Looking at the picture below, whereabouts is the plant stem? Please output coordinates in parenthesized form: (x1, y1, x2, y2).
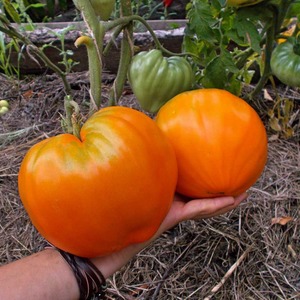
(73, 0, 105, 110)
(75, 36, 102, 112)
(250, 1, 293, 98)
(105, 15, 197, 58)
(250, 19, 275, 98)
(64, 95, 81, 138)
(108, 0, 133, 106)
(0, 22, 71, 95)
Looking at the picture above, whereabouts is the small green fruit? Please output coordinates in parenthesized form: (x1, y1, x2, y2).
(0, 106, 9, 115)
(0, 100, 9, 108)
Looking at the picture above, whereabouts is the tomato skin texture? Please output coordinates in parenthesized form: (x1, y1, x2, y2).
(89, 0, 115, 21)
(18, 106, 177, 258)
(270, 41, 300, 87)
(128, 49, 194, 113)
(227, 0, 265, 6)
(156, 89, 268, 198)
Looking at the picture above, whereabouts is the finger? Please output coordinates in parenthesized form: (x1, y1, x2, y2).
(198, 192, 248, 219)
(180, 192, 248, 221)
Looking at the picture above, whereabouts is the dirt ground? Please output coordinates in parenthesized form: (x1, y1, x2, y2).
(0, 71, 299, 299)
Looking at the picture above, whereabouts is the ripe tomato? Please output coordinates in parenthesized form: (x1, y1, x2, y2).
(156, 89, 268, 198)
(18, 106, 177, 257)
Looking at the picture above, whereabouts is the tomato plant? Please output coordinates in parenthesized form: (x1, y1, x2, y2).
(271, 39, 300, 87)
(18, 106, 177, 258)
(183, 0, 299, 98)
(227, 0, 265, 6)
(128, 49, 194, 113)
(90, 0, 116, 21)
(156, 89, 268, 198)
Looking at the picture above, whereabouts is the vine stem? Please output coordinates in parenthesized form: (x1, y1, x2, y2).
(104, 15, 197, 58)
(0, 17, 71, 95)
(75, 36, 101, 113)
(108, 0, 133, 106)
(250, 1, 294, 98)
(64, 95, 81, 138)
(73, 0, 105, 110)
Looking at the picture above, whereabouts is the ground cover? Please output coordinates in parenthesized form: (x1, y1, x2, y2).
(0, 71, 299, 299)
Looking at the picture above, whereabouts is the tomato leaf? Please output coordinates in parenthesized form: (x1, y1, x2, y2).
(231, 17, 262, 53)
(185, 0, 218, 43)
(2, 0, 21, 24)
(202, 49, 239, 90)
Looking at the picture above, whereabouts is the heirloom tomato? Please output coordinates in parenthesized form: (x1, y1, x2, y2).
(156, 89, 268, 198)
(271, 40, 300, 87)
(18, 106, 177, 258)
(128, 49, 194, 113)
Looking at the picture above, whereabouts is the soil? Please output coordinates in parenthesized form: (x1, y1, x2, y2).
(0, 70, 299, 299)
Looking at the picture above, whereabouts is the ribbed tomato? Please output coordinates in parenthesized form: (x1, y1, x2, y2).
(156, 89, 268, 198)
(18, 106, 177, 258)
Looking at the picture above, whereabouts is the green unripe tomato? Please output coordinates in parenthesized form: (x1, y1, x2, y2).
(0, 106, 9, 115)
(89, 0, 116, 21)
(128, 50, 194, 113)
(227, 0, 265, 6)
(0, 99, 9, 108)
(271, 41, 300, 87)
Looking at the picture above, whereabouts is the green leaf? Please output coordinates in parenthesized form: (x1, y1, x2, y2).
(186, 0, 218, 43)
(286, 1, 300, 19)
(27, 3, 46, 9)
(3, 0, 21, 24)
(201, 48, 240, 89)
(230, 17, 262, 53)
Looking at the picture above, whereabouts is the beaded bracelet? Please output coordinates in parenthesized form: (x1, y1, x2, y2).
(57, 248, 107, 300)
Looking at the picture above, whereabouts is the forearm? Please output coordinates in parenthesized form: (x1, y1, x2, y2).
(0, 249, 79, 300)
(0, 244, 146, 300)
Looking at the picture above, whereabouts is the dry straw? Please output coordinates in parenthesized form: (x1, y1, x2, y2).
(0, 73, 299, 299)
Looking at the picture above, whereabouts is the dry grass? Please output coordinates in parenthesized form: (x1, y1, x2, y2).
(0, 73, 299, 299)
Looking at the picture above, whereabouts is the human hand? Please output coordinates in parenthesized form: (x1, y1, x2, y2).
(149, 192, 248, 240)
(92, 192, 248, 278)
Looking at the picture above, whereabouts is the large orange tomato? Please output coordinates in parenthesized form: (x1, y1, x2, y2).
(156, 89, 268, 198)
(18, 106, 177, 258)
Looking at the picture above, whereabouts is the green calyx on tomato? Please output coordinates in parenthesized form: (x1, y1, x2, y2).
(226, 0, 265, 7)
(89, 0, 116, 21)
(128, 49, 194, 113)
(271, 40, 300, 87)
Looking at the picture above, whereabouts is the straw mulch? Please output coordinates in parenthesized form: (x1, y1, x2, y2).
(0, 72, 299, 299)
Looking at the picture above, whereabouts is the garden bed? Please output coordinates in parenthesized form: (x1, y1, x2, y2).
(9, 20, 187, 74)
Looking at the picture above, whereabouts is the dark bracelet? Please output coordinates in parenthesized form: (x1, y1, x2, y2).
(57, 248, 107, 300)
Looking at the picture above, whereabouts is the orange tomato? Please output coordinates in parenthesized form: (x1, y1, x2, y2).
(18, 106, 177, 257)
(156, 89, 268, 198)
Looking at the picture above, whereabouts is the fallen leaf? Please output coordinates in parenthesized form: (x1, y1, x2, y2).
(287, 244, 297, 259)
(23, 90, 33, 100)
(264, 89, 274, 101)
(271, 216, 293, 226)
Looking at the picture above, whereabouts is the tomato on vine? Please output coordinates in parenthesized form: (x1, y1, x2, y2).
(128, 49, 194, 113)
(271, 39, 300, 87)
